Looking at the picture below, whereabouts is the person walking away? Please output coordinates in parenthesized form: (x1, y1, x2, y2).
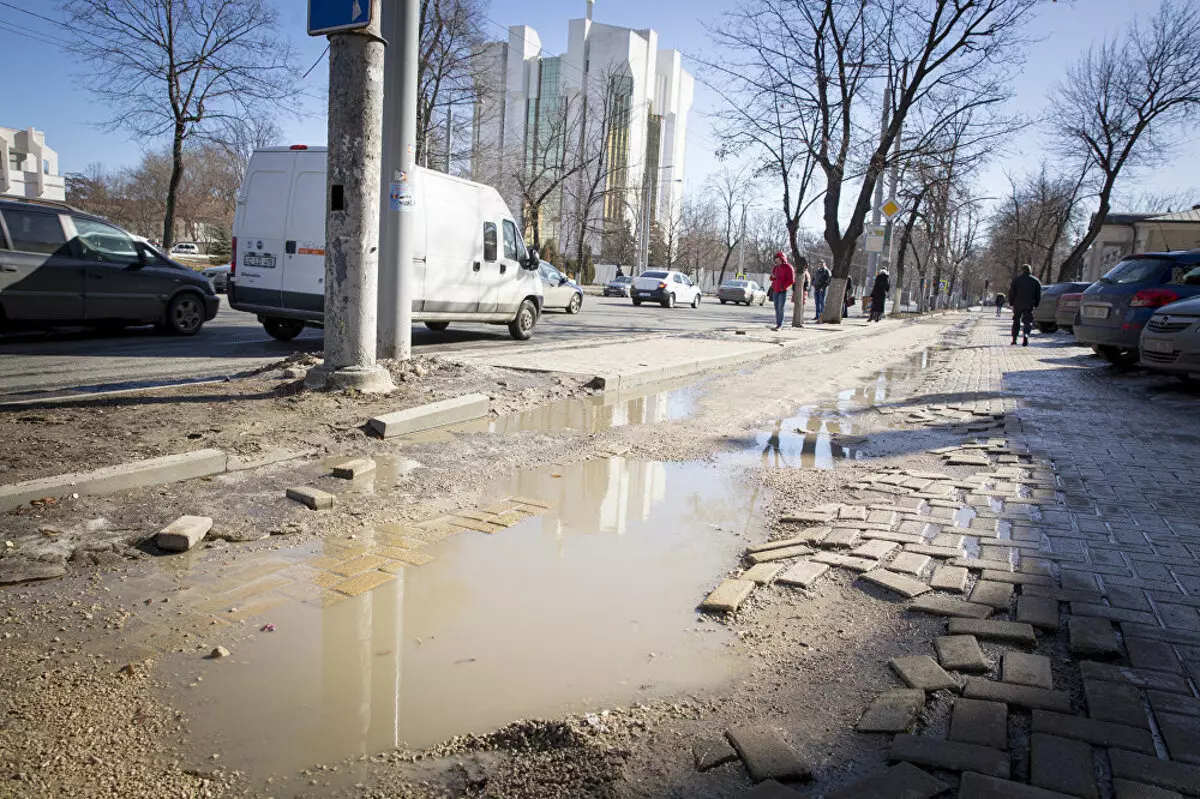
(869, 269, 890, 322)
(994, 292, 1005, 317)
(769, 252, 795, 331)
(1008, 264, 1042, 346)
(844, 274, 855, 317)
(812, 261, 832, 321)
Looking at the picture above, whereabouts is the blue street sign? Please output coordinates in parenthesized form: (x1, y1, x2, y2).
(308, 0, 372, 36)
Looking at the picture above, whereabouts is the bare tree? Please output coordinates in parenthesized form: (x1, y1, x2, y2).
(419, 0, 489, 168)
(510, 90, 589, 250)
(1052, 0, 1200, 279)
(710, 167, 752, 287)
(64, 0, 298, 248)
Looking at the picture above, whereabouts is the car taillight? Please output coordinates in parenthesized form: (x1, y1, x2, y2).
(230, 237, 237, 276)
(658, 281, 667, 289)
(1130, 288, 1179, 308)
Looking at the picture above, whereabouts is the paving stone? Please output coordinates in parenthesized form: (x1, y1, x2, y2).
(693, 736, 738, 771)
(812, 551, 878, 572)
(935, 635, 990, 673)
(155, 515, 213, 552)
(932, 533, 966, 549)
(1032, 709, 1156, 755)
(701, 580, 756, 613)
(1127, 638, 1184, 674)
(748, 545, 813, 565)
(741, 563, 784, 585)
(1155, 712, 1200, 766)
(869, 509, 900, 526)
(1017, 595, 1061, 631)
(824, 762, 949, 799)
(861, 570, 931, 599)
(948, 618, 1037, 646)
(838, 505, 869, 521)
(905, 544, 966, 559)
(1109, 749, 1200, 796)
(775, 561, 829, 589)
(887, 552, 933, 576)
(910, 595, 993, 619)
(853, 539, 900, 560)
(1069, 616, 1121, 658)
(1030, 733, 1098, 799)
(949, 698, 1008, 749)
(1083, 679, 1149, 729)
(1122, 623, 1200, 648)
(970, 581, 1015, 610)
(862, 530, 926, 545)
(286, 486, 335, 510)
(1111, 778, 1184, 798)
(947, 453, 992, 467)
(1023, 584, 1104, 603)
(781, 511, 835, 525)
(930, 565, 970, 593)
(981, 569, 1054, 586)
(950, 557, 1015, 572)
(1071, 602, 1159, 626)
(739, 780, 802, 798)
(958, 772, 1076, 798)
(1003, 652, 1054, 689)
(331, 457, 376, 479)
(1079, 661, 1192, 694)
(725, 725, 811, 784)
(890, 655, 959, 692)
(888, 733, 1009, 778)
(1146, 690, 1200, 719)
(856, 689, 927, 733)
(962, 677, 1072, 713)
(747, 534, 827, 553)
(820, 528, 863, 549)
(1107, 586, 1155, 612)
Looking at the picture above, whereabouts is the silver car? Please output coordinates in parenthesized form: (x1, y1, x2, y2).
(202, 264, 231, 293)
(718, 279, 767, 306)
(1140, 295, 1200, 382)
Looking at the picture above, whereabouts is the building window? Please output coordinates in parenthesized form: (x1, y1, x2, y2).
(9, 152, 24, 172)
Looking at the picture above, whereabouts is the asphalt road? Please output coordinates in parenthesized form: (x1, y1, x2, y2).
(0, 292, 820, 399)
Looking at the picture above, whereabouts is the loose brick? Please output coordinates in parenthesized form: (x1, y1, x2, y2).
(962, 677, 1072, 713)
(930, 565, 970, 593)
(331, 457, 375, 479)
(890, 655, 959, 692)
(1030, 733, 1097, 798)
(1069, 616, 1121, 658)
(888, 733, 1009, 778)
(905, 544, 966, 559)
(780, 511, 835, 525)
(950, 557, 1015, 572)
(1032, 709, 1155, 755)
(910, 595, 993, 619)
(970, 580, 1015, 610)
(775, 561, 829, 589)
(700, 580, 756, 613)
(936, 635, 990, 673)
(155, 515, 213, 552)
(725, 725, 811, 784)
(950, 698, 1008, 750)
(948, 618, 1037, 646)
(747, 534, 826, 553)
(1003, 652, 1054, 689)
(820, 528, 862, 549)
(824, 762, 948, 799)
(958, 772, 1077, 798)
(860, 569, 930, 599)
(1109, 748, 1200, 796)
(286, 486, 335, 510)
(741, 563, 784, 585)
(1017, 595, 1061, 631)
(887, 552, 932, 576)
(856, 689, 926, 733)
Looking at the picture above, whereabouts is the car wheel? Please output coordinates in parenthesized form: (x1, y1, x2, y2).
(1036, 322, 1057, 333)
(508, 299, 538, 341)
(662, 293, 675, 309)
(691, 293, 700, 308)
(720, 299, 727, 305)
(567, 294, 582, 315)
(1099, 345, 1139, 368)
(262, 317, 305, 341)
(165, 293, 205, 336)
(424, 321, 450, 331)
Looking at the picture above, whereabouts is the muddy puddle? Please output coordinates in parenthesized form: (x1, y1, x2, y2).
(137, 456, 754, 781)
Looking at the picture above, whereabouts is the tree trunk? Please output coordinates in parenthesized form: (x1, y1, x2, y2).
(1059, 193, 1113, 282)
(529, 203, 541, 250)
(820, 244, 854, 323)
(717, 246, 735, 287)
(891, 217, 916, 316)
(162, 122, 186, 248)
(786, 218, 803, 270)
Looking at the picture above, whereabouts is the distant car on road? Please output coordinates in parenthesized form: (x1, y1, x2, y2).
(0, 197, 219, 335)
(170, 242, 200, 255)
(604, 275, 633, 297)
(718, 279, 767, 306)
(1139, 295, 1200, 382)
(1054, 292, 1085, 335)
(631, 270, 702, 308)
(202, 264, 231, 293)
(1033, 281, 1091, 333)
(1074, 250, 1200, 366)
(538, 260, 583, 314)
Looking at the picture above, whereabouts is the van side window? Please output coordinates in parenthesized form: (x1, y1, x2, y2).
(1, 209, 67, 255)
(483, 222, 497, 262)
(502, 220, 518, 261)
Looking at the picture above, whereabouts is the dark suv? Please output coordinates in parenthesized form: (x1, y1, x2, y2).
(0, 198, 218, 335)
(1074, 250, 1200, 365)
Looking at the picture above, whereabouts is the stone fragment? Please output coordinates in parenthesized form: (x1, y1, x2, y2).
(701, 580, 756, 613)
(856, 689, 926, 733)
(1030, 734, 1097, 798)
(935, 635, 989, 673)
(1003, 652, 1054, 689)
(331, 458, 376, 479)
(910, 595, 993, 620)
(890, 655, 959, 692)
(949, 698, 1008, 750)
(860, 569, 930, 599)
(775, 561, 829, 589)
(888, 734, 1009, 778)
(824, 762, 948, 799)
(1016, 596, 1060, 631)
(747, 545, 812, 565)
(1109, 749, 1200, 796)
(887, 552, 932, 577)
(948, 618, 1037, 646)
(725, 725, 811, 784)
(207, 646, 230, 659)
(962, 677, 1072, 713)
(693, 736, 738, 772)
(0, 560, 67, 585)
(1031, 709, 1155, 754)
(155, 515, 213, 552)
(959, 772, 1077, 798)
(741, 563, 784, 585)
(930, 565, 969, 593)
(1111, 778, 1183, 799)
(969, 581, 1015, 610)
(286, 486, 335, 510)
(853, 540, 900, 560)
(1069, 616, 1120, 658)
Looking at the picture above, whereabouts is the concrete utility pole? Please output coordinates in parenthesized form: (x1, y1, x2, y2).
(308, 0, 394, 393)
(378, 0, 420, 361)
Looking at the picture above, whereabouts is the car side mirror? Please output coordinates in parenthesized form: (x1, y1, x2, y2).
(524, 249, 540, 270)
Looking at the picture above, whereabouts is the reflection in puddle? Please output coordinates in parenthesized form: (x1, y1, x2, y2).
(490, 386, 698, 434)
(162, 457, 752, 780)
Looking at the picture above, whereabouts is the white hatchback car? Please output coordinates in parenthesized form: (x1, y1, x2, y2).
(170, 242, 200, 255)
(631, 270, 702, 308)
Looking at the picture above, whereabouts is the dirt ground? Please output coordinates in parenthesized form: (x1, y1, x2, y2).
(0, 313, 977, 798)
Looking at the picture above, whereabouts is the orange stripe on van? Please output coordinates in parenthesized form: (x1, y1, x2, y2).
(298, 247, 325, 256)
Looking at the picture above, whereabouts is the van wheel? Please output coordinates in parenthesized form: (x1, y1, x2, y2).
(662, 293, 675, 309)
(567, 294, 582, 315)
(263, 317, 305, 341)
(166, 293, 205, 336)
(508, 299, 538, 341)
(424, 321, 450, 332)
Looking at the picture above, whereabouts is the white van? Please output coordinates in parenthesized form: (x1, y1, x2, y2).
(229, 146, 543, 341)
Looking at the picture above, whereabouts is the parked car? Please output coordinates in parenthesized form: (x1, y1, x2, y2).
(1055, 292, 1085, 335)
(231, 147, 543, 341)
(1139, 295, 1200, 382)
(1074, 251, 1200, 365)
(202, 264, 231, 293)
(538, 260, 583, 314)
(1033, 281, 1091, 332)
(604, 275, 633, 297)
(0, 197, 219, 335)
(718, 279, 767, 306)
(630, 269, 702, 308)
(170, 242, 200, 255)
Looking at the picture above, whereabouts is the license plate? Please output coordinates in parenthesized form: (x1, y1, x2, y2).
(1083, 305, 1109, 319)
(244, 254, 276, 269)
(637, 291, 652, 297)
(1143, 336, 1174, 354)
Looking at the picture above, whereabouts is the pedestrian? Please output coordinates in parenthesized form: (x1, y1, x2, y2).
(812, 260, 832, 321)
(1007, 264, 1042, 347)
(844, 274, 855, 317)
(869, 269, 890, 322)
(993, 291, 1005, 318)
(769, 251, 795, 331)
(615, 265, 625, 278)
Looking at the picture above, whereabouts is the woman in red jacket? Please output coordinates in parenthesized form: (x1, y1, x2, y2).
(769, 251, 795, 331)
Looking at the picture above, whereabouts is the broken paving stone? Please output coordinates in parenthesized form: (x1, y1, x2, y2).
(959, 772, 1078, 798)
(331, 458, 376, 479)
(286, 486, 335, 510)
(155, 515, 213, 552)
(1069, 616, 1120, 658)
(962, 677, 1072, 713)
(887, 552, 932, 577)
(747, 545, 813, 565)
(948, 618, 1037, 646)
(1002, 652, 1053, 689)
(1016, 596, 1060, 631)
(693, 736, 739, 772)
(775, 561, 829, 590)
(935, 635, 989, 673)
(888, 733, 1009, 778)
(890, 655, 959, 692)
(725, 725, 811, 784)
(930, 565, 969, 593)
(824, 762, 948, 799)
(860, 569, 930, 599)
(700, 579, 756, 613)
(853, 539, 900, 561)
(856, 689, 926, 733)
(969, 581, 1015, 610)
(1030, 733, 1098, 799)
(949, 698, 1008, 750)
(740, 563, 784, 585)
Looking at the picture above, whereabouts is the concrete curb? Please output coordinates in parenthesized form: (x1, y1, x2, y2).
(0, 448, 228, 512)
(369, 393, 491, 438)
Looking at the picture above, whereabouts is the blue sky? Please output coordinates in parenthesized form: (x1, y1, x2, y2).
(2, 0, 1196, 219)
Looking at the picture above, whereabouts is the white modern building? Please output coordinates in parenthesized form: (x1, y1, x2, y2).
(472, 0, 693, 266)
(0, 126, 65, 202)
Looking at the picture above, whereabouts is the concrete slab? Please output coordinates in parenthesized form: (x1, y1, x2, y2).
(812, 552, 878, 572)
(1156, 712, 1200, 766)
(368, 394, 490, 438)
(701, 579, 756, 613)
(1109, 749, 1200, 796)
(331, 457, 376, 479)
(725, 725, 811, 784)
(963, 677, 1072, 713)
(853, 539, 900, 560)
(948, 618, 1037, 646)
(890, 655, 959, 692)
(1016, 596, 1061, 631)
(155, 515, 213, 552)
(740, 780, 802, 798)
(959, 772, 1077, 798)
(969, 581, 1015, 610)
(856, 689, 926, 733)
(935, 635, 990, 673)
(887, 552, 932, 577)
(1084, 678, 1150, 729)
(1111, 780, 1183, 799)
(747, 545, 813, 565)
(1069, 616, 1120, 658)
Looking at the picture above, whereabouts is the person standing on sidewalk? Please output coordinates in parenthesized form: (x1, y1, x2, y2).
(1008, 264, 1042, 346)
(994, 292, 1006, 317)
(868, 269, 890, 322)
(812, 261, 832, 321)
(844, 274, 855, 317)
(769, 251, 795, 331)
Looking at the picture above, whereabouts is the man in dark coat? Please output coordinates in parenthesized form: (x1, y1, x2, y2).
(1008, 264, 1042, 346)
(869, 269, 890, 322)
